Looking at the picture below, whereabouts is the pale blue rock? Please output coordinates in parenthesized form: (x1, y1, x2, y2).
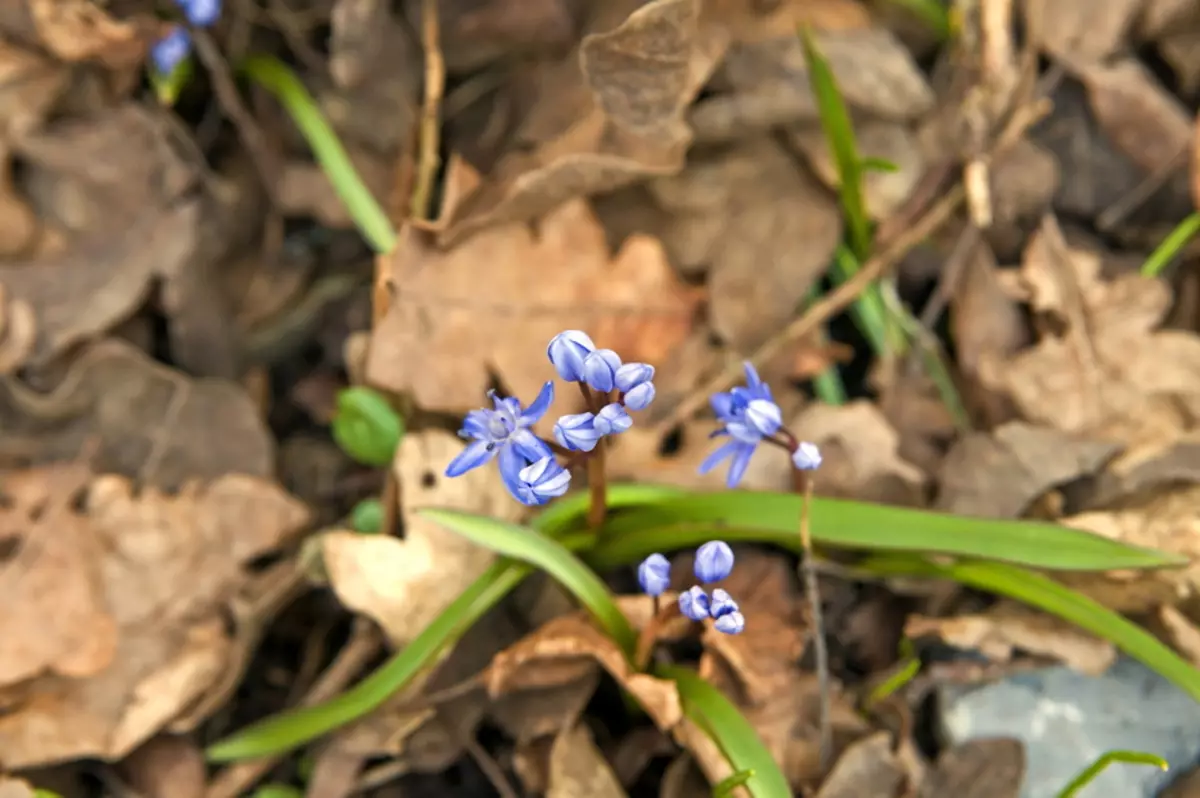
(937, 656, 1200, 797)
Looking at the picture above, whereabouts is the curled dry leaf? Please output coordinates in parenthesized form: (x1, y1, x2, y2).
(546, 724, 628, 798)
(487, 613, 682, 732)
(935, 422, 1119, 519)
(789, 401, 928, 507)
(813, 731, 904, 798)
(906, 602, 1117, 676)
(649, 138, 841, 350)
(0, 339, 275, 490)
(321, 430, 520, 647)
(23, 0, 147, 69)
(918, 738, 1024, 798)
(442, 0, 728, 245)
(368, 163, 702, 412)
(0, 464, 310, 766)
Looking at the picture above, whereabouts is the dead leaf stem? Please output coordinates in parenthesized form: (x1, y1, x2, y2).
(411, 0, 444, 221)
(794, 470, 832, 773)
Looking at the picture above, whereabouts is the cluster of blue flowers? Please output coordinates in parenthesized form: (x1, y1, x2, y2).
(444, 330, 656, 506)
(638, 541, 745, 634)
(151, 0, 222, 75)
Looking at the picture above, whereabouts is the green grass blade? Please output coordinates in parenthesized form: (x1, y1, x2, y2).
(713, 770, 756, 798)
(534, 483, 685, 538)
(1057, 750, 1169, 798)
(832, 245, 891, 354)
(592, 492, 1184, 571)
(240, 55, 397, 253)
(661, 666, 792, 798)
(1141, 213, 1200, 277)
(420, 509, 636, 655)
(860, 556, 1200, 704)
(799, 27, 870, 261)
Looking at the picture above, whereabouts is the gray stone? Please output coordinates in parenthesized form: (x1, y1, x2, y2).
(937, 656, 1200, 797)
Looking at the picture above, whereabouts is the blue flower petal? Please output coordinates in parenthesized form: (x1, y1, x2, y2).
(694, 541, 734, 583)
(726, 441, 756, 488)
(520, 381, 555, 426)
(497, 444, 528, 502)
(444, 440, 496, 477)
(714, 611, 745, 634)
(679, 586, 711, 621)
(698, 439, 741, 476)
(511, 429, 553, 462)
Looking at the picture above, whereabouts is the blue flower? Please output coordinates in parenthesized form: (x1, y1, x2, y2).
(445, 381, 556, 504)
(714, 609, 745, 635)
(583, 349, 622, 393)
(698, 362, 784, 488)
(594, 403, 632, 436)
(637, 553, 671, 597)
(514, 456, 571, 506)
(694, 540, 734, 583)
(547, 330, 595, 383)
(679, 586, 710, 621)
(710, 588, 738, 618)
(616, 363, 656, 411)
(151, 26, 191, 74)
(177, 0, 222, 26)
(793, 441, 822, 471)
(554, 412, 604, 452)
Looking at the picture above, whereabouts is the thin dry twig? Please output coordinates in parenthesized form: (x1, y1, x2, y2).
(654, 97, 1051, 435)
(411, 0, 445, 221)
(795, 471, 832, 772)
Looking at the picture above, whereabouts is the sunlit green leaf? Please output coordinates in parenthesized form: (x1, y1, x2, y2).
(348, 498, 383, 533)
(1141, 213, 1200, 277)
(713, 769, 756, 798)
(1057, 750, 1168, 798)
(331, 386, 404, 467)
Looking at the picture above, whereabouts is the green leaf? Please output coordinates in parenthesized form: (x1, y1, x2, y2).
(149, 52, 194, 107)
(1141, 212, 1200, 277)
(713, 770, 756, 798)
(250, 786, 305, 798)
(420, 509, 636, 655)
(349, 498, 384, 533)
(591, 492, 1184, 571)
(799, 26, 871, 261)
(240, 56, 397, 253)
(206, 486, 667, 761)
(662, 666, 792, 798)
(331, 387, 404, 467)
(860, 156, 900, 173)
(1057, 750, 1169, 798)
(859, 555, 1200, 704)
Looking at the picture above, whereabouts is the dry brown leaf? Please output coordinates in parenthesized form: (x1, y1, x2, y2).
(26, 0, 147, 68)
(0, 284, 36, 374)
(649, 138, 841, 350)
(789, 401, 928, 506)
(1158, 605, 1200, 669)
(120, 736, 207, 798)
(321, 430, 520, 647)
(918, 738, 1024, 798)
(368, 169, 702, 412)
(951, 239, 1027, 400)
(694, 27, 932, 142)
(425, 0, 576, 72)
(1075, 58, 1193, 176)
(0, 778, 34, 798)
(0, 338, 274, 489)
(906, 602, 1116, 675)
(1023, 0, 1144, 62)
(488, 613, 682, 732)
(1139, 0, 1200, 38)
(1158, 29, 1200, 95)
(441, 0, 727, 244)
(935, 422, 1119, 518)
(0, 464, 309, 766)
(546, 724, 628, 798)
(814, 732, 904, 798)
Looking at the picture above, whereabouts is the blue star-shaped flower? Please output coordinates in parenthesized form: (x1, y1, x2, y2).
(698, 362, 783, 488)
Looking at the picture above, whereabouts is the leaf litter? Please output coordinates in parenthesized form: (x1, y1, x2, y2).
(7, 0, 1200, 794)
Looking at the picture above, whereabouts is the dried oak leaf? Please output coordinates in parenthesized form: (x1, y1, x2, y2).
(441, 0, 727, 245)
(321, 430, 520, 647)
(983, 218, 1200, 438)
(0, 464, 309, 767)
(648, 138, 841, 350)
(814, 732, 904, 798)
(1023, 0, 1144, 62)
(935, 422, 1119, 519)
(906, 602, 1116, 676)
(546, 724, 628, 798)
(0, 339, 274, 490)
(487, 613, 682, 732)
(918, 739, 1024, 798)
(693, 27, 933, 142)
(368, 170, 702, 412)
(21, 0, 147, 69)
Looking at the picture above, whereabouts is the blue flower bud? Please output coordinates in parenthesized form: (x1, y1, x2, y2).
(179, 0, 222, 26)
(593, 403, 632, 436)
(553, 412, 603, 452)
(709, 588, 738, 619)
(745, 398, 782, 437)
(582, 349, 622, 393)
(714, 611, 745, 634)
(622, 381, 656, 411)
(694, 540, 734, 583)
(679, 586, 710, 621)
(151, 26, 191, 75)
(615, 362, 654, 393)
(637, 553, 671, 597)
(547, 330, 595, 382)
(515, 456, 570, 506)
(792, 441, 822, 471)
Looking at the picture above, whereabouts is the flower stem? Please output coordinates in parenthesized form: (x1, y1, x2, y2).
(578, 383, 608, 532)
(793, 467, 832, 772)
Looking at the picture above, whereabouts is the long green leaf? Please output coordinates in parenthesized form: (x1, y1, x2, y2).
(1057, 750, 1168, 798)
(207, 486, 664, 761)
(420, 509, 636, 654)
(859, 556, 1200, 704)
(662, 666, 792, 798)
(593, 492, 1183, 571)
(1141, 213, 1200, 277)
(240, 56, 397, 253)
